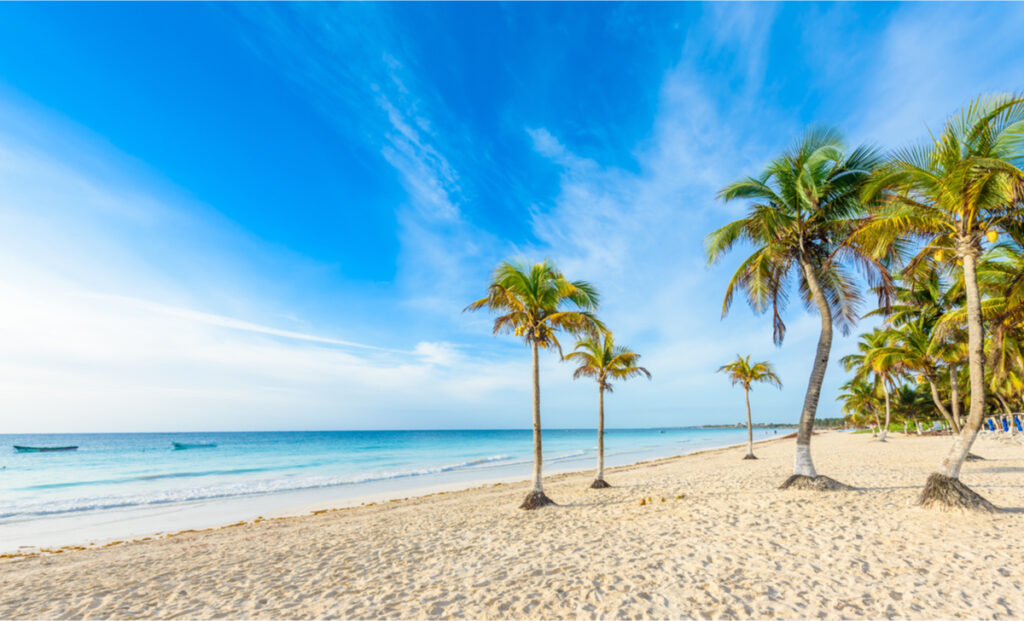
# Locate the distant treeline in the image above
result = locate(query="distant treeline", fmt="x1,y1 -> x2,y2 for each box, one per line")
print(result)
814,418 -> 846,429
700,423 -> 798,430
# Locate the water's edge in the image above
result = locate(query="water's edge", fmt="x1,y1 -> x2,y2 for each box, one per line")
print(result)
0,431 -> 794,553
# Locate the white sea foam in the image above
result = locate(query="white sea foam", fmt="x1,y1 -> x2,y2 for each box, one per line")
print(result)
0,454 -> 519,519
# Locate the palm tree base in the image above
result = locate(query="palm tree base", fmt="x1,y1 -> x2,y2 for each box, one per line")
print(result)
918,473 -> 997,512
589,478 -> 611,489
965,453 -> 985,461
519,490 -> 556,510
779,474 -> 855,491
742,453 -> 758,460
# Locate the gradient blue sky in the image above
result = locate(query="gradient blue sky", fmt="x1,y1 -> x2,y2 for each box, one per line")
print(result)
1,3 -> 1023,432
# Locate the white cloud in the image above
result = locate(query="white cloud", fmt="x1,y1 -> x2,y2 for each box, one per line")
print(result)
0,112 -> 528,433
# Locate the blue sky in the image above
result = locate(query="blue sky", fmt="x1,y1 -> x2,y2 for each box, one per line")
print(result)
1,3 -> 1023,432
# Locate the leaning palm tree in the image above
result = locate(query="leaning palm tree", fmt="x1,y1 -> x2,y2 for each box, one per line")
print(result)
465,260 -> 602,509
716,355 -> 782,459
857,94 -> 1024,510
706,126 -> 889,489
565,333 -> 650,488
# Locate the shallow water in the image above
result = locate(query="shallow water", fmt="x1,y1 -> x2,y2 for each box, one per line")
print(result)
0,427 -> 782,550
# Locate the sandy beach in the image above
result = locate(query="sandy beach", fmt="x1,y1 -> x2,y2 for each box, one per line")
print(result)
2,430 -> 1022,620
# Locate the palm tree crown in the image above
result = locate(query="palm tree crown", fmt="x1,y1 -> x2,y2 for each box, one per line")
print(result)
716,355 -> 782,391
465,259 -> 602,351
858,94 -> 1024,266
565,333 -> 651,391
706,126 -> 890,344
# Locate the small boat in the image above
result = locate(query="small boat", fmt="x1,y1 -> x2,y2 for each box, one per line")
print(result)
14,445 -> 78,452
172,442 -> 217,450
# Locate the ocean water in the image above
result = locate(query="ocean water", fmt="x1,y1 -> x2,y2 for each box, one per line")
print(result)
0,428 -> 781,550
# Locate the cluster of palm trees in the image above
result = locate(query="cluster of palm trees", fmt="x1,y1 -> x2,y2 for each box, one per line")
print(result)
706,93 -> 1024,510
468,94 -> 1021,513
465,260 -> 650,509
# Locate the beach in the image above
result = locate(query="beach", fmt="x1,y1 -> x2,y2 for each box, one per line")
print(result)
2,430 -> 1022,619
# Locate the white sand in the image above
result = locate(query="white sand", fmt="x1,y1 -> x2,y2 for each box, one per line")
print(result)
2,431 -> 1022,619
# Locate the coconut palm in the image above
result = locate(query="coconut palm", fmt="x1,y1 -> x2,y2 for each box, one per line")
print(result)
841,329 -> 903,440
706,126 -> 888,489
838,377 -> 884,429
858,94 -> 1024,510
564,333 -> 650,488
716,355 -> 782,459
465,260 -> 602,509
886,321 -> 961,432
866,262 -> 970,432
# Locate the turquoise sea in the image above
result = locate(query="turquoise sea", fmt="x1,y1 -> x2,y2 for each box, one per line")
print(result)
0,428 -> 782,550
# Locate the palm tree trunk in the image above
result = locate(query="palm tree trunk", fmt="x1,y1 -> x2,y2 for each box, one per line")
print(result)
743,386 -> 756,459
879,383 -> 891,442
781,258 -> 844,490
591,386 -> 610,488
520,339 -> 554,509
927,377 -> 957,432
950,365 -> 963,430
920,245 -> 995,511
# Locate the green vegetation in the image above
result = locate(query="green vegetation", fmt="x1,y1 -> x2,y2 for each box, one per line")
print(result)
707,93 -> 1024,507
468,93 -> 1023,513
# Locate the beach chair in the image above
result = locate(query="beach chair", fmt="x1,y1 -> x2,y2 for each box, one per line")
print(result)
1002,416 -> 1011,433
1015,415 -> 1023,433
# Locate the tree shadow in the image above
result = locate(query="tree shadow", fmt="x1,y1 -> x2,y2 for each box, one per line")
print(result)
974,467 -> 1024,474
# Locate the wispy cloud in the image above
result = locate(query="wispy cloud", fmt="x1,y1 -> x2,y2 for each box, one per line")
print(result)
229,4 -> 506,319
0,109 -> 522,432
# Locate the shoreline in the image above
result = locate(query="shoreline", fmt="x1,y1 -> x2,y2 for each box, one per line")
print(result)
1,432 -> 792,558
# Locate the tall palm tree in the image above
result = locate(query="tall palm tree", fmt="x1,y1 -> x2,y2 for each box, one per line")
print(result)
565,333 -> 650,488
858,94 -> 1024,510
706,126 -> 888,489
716,355 -> 782,459
465,260 -> 602,509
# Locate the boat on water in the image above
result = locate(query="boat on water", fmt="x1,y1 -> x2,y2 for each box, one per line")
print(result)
14,445 -> 79,452
172,442 -> 217,450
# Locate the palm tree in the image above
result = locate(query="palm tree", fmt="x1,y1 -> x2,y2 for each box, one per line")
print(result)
706,126 -> 888,489
838,377 -> 884,430
866,264 -> 968,431
565,333 -> 650,488
884,320 -> 960,432
716,355 -> 782,459
858,94 -> 1024,510
465,260 -> 602,509
847,328 -> 906,441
